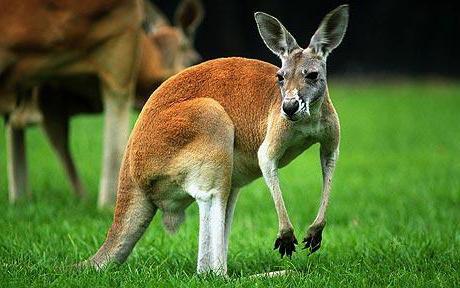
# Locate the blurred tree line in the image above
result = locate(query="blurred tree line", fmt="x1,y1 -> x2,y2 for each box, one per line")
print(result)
154,0 -> 460,78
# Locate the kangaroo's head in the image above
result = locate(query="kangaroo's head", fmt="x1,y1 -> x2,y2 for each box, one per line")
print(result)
255,5 -> 349,122
144,0 -> 204,74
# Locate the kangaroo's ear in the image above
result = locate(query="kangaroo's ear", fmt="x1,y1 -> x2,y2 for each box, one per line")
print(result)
142,0 -> 170,34
174,0 -> 204,38
308,4 -> 349,58
255,12 -> 300,59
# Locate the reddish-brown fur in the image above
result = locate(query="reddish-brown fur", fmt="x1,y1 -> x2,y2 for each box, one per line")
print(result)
0,0 -> 128,50
1,0 -> 143,206
1,0 -> 204,205
132,58 -> 278,170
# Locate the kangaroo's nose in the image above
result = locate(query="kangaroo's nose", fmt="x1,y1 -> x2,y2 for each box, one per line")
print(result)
282,99 -> 300,117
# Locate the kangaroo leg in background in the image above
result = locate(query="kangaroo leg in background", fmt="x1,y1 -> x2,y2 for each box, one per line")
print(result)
98,89 -> 133,208
93,29 -> 141,209
6,119 -> 29,203
40,96 -> 87,198
5,86 -> 42,202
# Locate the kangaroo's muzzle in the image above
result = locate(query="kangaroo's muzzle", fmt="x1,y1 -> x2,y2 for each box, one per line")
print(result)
282,98 -> 300,118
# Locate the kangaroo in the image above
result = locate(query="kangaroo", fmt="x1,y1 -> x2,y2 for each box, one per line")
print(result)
82,5 -> 349,275
0,0 -> 203,207
1,0 -> 144,207
136,0 -> 203,107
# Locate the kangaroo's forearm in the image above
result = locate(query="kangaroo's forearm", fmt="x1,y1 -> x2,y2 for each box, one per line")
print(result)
259,159 -> 292,231
313,145 -> 339,226
258,124 -> 293,232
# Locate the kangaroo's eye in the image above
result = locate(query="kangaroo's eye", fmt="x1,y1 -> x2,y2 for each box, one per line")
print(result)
276,73 -> 284,84
304,70 -> 319,81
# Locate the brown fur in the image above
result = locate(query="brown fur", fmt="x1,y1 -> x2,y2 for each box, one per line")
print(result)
0,0 -> 128,51
133,57 -> 278,165
1,0 -> 204,206
1,0 -> 143,205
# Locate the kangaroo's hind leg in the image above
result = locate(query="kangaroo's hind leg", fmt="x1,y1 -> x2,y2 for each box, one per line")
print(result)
165,98 -> 235,276
224,188 -> 240,260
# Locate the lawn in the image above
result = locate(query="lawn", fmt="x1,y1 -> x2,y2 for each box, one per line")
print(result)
0,81 -> 459,287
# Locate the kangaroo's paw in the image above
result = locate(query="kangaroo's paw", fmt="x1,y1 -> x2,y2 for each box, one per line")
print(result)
274,229 -> 298,258
303,223 -> 325,255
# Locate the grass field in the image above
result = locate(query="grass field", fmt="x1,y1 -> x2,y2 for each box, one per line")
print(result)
1,81 -> 459,287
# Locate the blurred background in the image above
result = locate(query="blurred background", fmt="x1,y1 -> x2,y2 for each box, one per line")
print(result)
156,0 -> 460,78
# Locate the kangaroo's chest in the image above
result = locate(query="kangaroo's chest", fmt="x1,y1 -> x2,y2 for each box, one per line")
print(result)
279,120 -> 322,167
231,119 -> 323,187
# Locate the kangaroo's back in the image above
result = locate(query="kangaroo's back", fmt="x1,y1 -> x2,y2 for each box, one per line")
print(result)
140,57 -> 280,153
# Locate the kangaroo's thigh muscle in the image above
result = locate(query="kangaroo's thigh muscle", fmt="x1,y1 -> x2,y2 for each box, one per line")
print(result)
129,98 -> 235,190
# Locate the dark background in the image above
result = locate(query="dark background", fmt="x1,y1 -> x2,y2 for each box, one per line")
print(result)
154,0 -> 460,78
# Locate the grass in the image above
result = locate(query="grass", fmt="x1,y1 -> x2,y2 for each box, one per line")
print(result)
0,81 -> 459,287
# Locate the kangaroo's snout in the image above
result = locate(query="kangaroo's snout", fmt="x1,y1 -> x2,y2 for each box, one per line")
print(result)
282,98 -> 300,118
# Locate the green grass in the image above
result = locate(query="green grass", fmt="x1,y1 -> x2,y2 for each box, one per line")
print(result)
1,81 -> 459,287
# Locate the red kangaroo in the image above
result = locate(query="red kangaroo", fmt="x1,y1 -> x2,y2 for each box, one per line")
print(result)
83,5 -> 349,275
